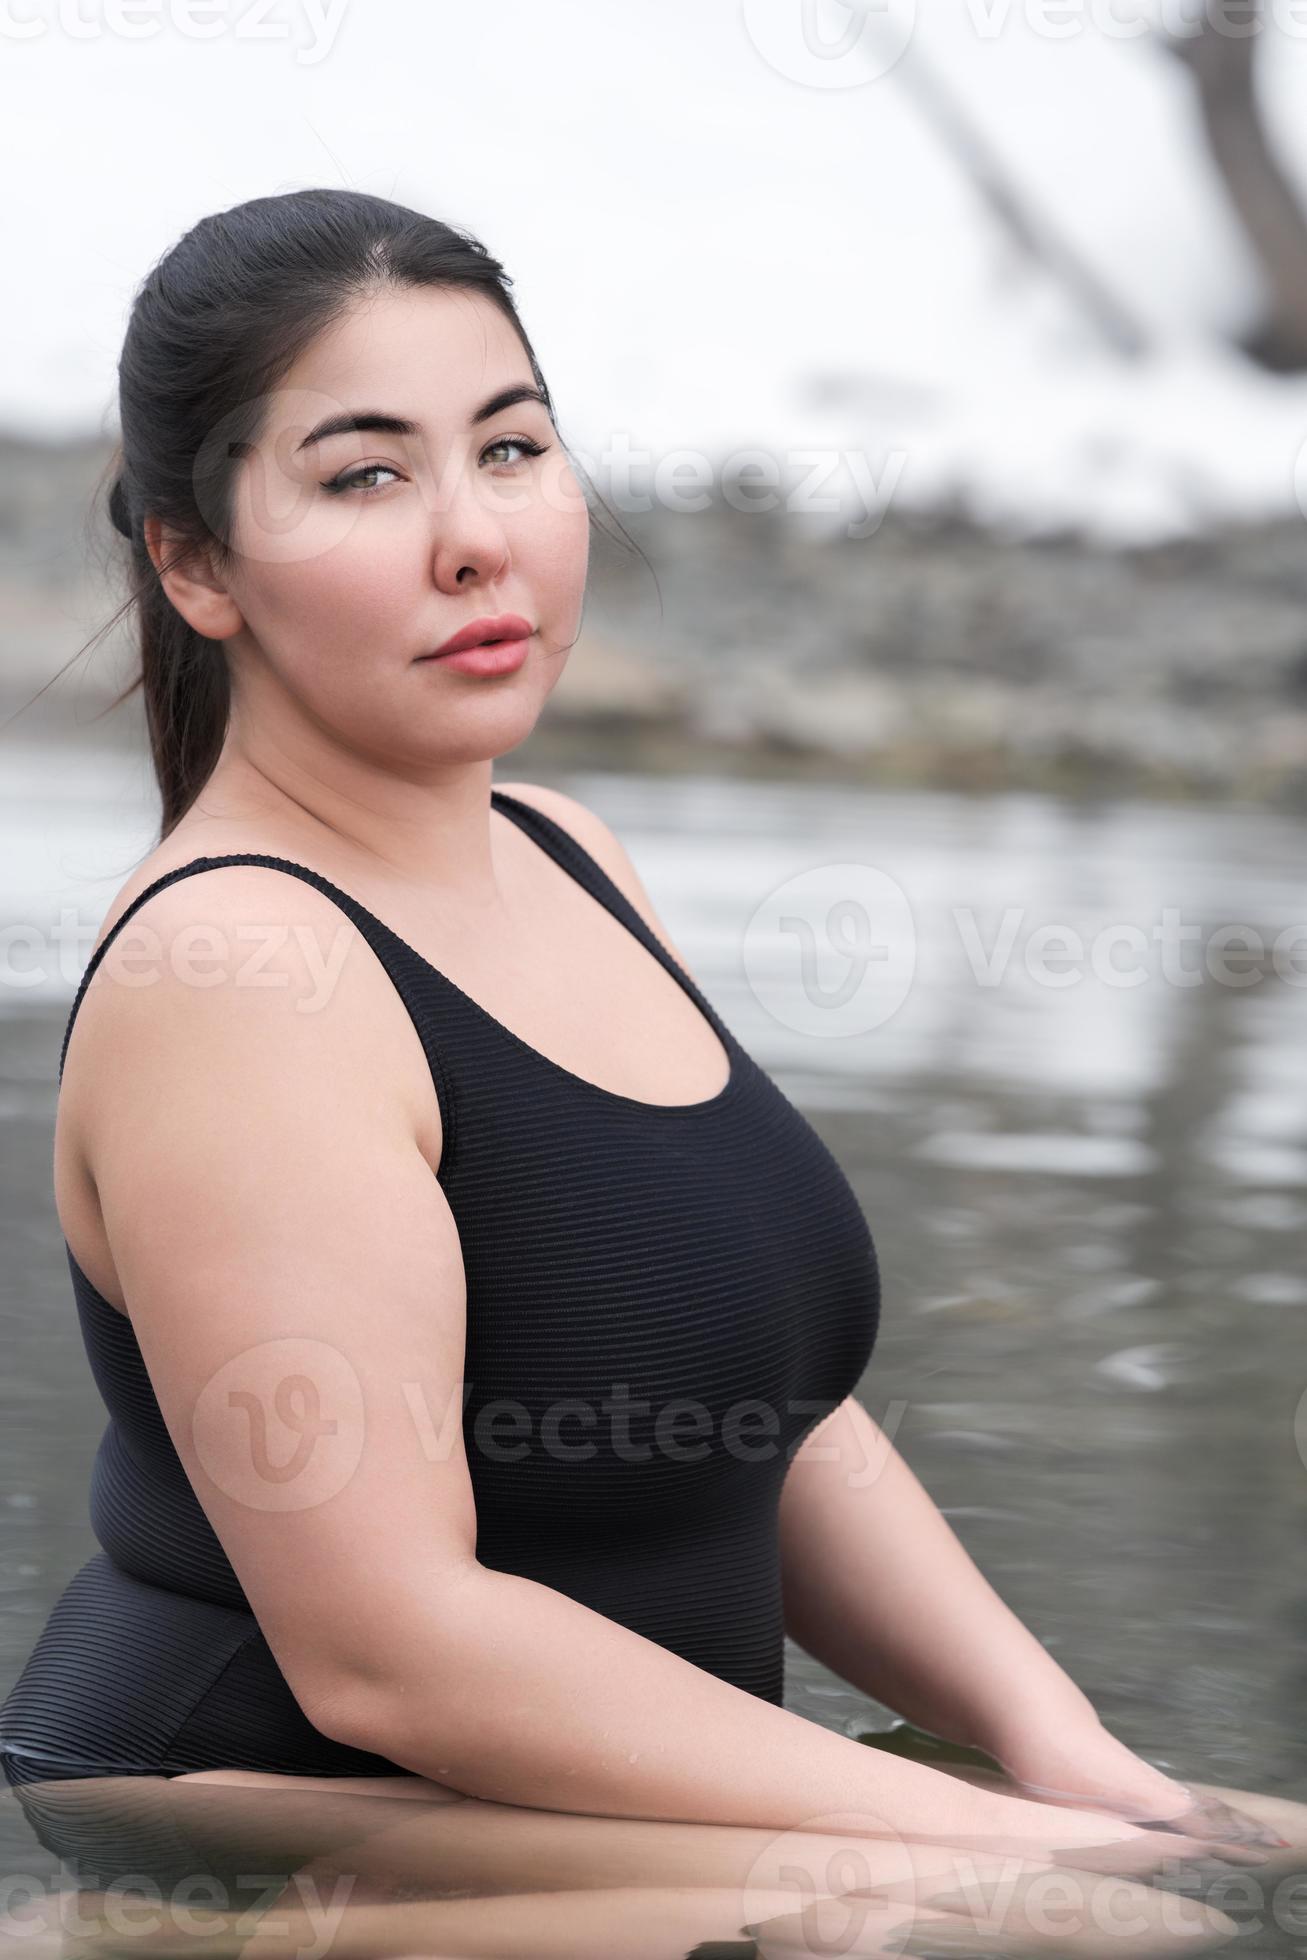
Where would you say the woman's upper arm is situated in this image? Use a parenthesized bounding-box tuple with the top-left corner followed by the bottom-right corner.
(80, 869, 477, 1732)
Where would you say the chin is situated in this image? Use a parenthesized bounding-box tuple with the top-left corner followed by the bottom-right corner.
(414, 699, 553, 765)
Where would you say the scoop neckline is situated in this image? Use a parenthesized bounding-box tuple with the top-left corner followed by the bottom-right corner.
(163, 823, 748, 1120)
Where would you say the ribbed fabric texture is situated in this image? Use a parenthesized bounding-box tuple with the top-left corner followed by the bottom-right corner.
(0, 789, 881, 1782)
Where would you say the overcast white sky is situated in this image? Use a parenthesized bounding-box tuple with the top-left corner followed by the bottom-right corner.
(6, 0, 1307, 540)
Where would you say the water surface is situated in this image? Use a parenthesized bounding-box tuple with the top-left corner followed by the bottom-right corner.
(2, 750, 1304, 1951)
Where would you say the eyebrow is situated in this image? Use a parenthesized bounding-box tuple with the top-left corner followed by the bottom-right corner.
(294, 384, 551, 452)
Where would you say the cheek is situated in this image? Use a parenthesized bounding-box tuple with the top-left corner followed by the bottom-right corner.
(519, 478, 591, 613)
(274, 544, 412, 635)
(238, 505, 424, 656)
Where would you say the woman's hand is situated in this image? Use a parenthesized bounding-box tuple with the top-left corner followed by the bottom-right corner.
(987, 1710, 1289, 1849)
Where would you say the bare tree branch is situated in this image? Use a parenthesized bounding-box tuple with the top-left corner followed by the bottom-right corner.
(1161, 6, 1307, 371)
(874, 26, 1153, 359)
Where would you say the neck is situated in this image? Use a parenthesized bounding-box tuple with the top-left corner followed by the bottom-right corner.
(190, 738, 514, 913)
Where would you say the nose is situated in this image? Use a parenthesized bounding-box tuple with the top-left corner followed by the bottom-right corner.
(428, 467, 513, 593)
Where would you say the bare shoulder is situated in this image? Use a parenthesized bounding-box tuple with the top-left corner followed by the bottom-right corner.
(64, 859, 441, 1179)
(84, 858, 395, 1042)
(494, 780, 688, 962)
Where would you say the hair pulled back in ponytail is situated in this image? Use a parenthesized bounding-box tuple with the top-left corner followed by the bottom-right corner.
(94, 187, 560, 839)
(107, 473, 133, 540)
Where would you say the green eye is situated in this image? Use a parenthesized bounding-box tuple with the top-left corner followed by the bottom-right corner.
(483, 436, 548, 468)
(323, 464, 402, 496)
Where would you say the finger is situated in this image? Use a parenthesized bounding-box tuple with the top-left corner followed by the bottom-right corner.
(1001, 1775, 1284, 1855)
(1134, 1793, 1290, 1850)
(1036, 1830, 1267, 1877)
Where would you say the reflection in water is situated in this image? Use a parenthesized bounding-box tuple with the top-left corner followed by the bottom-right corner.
(1, 1763, 1297, 1958)
(1, 762, 1305, 1953)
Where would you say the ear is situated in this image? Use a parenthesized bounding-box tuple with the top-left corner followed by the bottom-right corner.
(143, 514, 244, 642)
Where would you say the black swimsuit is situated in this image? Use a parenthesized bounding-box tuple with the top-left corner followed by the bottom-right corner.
(0, 788, 880, 1787)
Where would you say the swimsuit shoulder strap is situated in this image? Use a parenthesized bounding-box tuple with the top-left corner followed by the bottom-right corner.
(488, 787, 729, 1039)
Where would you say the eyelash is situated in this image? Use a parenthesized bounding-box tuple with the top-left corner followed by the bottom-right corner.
(323, 434, 549, 497)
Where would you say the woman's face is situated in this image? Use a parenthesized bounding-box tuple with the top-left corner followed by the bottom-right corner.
(220, 284, 589, 767)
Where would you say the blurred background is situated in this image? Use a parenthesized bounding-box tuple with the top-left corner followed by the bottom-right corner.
(2, 0, 1306, 1936)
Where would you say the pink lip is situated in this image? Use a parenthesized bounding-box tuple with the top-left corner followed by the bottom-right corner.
(426, 612, 533, 659)
(421, 635, 530, 677)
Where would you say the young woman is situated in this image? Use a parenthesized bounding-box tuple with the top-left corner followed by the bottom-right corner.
(0, 190, 1284, 1885)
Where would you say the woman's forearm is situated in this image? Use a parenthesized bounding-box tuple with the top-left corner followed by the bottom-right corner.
(777, 1397, 1095, 1758)
(309, 1558, 1084, 1846)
